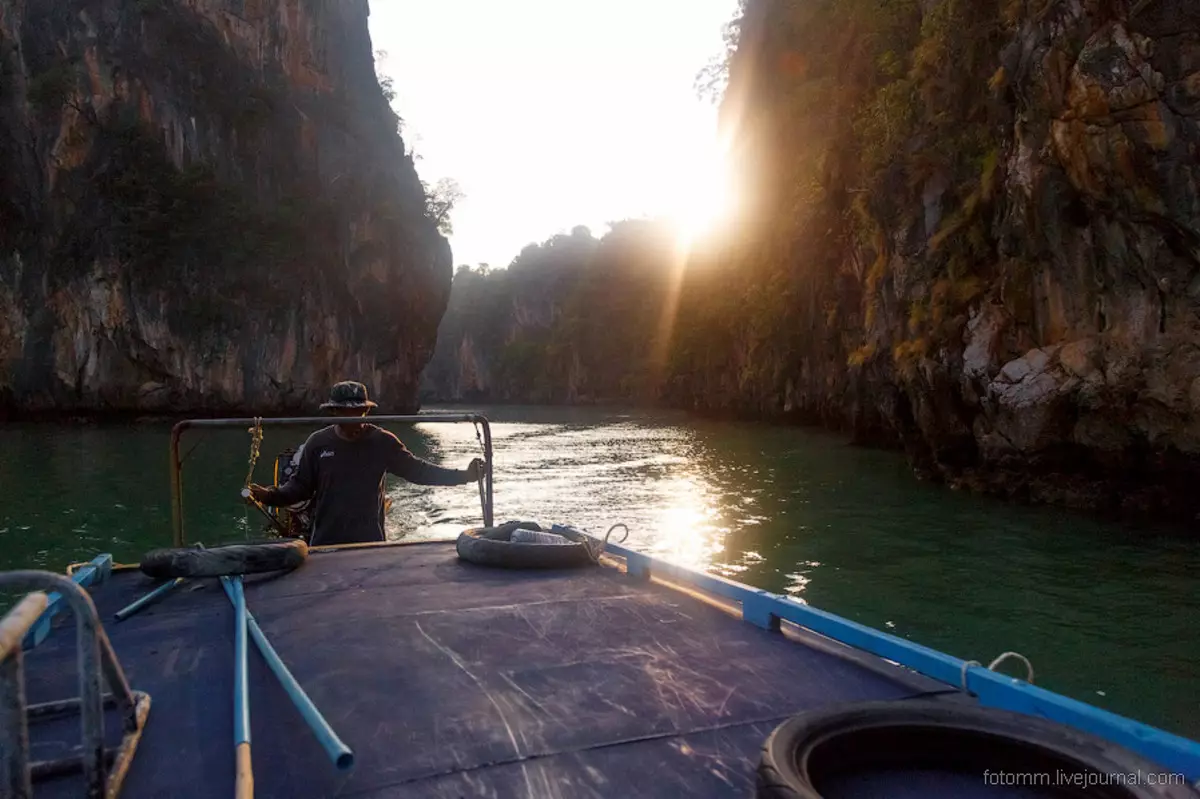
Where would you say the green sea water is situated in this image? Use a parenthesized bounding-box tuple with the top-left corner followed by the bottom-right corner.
(1, 404, 1196, 739)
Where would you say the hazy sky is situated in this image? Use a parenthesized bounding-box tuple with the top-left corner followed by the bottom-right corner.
(368, 0, 740, 268)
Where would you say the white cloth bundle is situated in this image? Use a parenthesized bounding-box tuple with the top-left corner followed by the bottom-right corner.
(510, 529, 572, 546)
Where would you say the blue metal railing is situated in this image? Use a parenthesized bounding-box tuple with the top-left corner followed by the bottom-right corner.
(23, 555, 112, 649)
(602, 539, 1200, 782)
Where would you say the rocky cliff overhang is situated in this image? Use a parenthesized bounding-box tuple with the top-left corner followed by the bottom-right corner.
(713, 0, 1200, 520)
(0, 0, 451, 416)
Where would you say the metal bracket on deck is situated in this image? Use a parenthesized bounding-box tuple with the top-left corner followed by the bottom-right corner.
(0, 570, 151, 799)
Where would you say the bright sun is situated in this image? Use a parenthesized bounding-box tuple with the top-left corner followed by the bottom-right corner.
(667, 148, 737, 247)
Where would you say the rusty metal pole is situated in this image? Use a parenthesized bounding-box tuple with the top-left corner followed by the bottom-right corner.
(478, 417, 494, 526)
(0, 643, 32, 799)
(0, 573, 136, 799)
(97, 628, 138, 732)
(170, 422, 188, 548)
(0, 592, 49, 799)
(76, 606, 104, 797)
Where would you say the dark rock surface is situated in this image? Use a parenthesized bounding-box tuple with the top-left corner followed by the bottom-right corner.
(0, 0, 450, 415)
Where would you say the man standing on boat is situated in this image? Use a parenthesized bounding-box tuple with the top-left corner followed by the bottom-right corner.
(247, 381, 485, 546)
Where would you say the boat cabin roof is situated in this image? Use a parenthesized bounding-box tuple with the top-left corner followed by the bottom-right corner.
(28, 541, 965, 798)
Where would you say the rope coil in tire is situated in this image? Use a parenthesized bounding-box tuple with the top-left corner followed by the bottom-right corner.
(455, 521, 628, 569)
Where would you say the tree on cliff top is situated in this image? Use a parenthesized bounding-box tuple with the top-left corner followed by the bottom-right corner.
(694, 1, 747, 105)
(374, 50, 397, 104)
(423, 177, 463, 236)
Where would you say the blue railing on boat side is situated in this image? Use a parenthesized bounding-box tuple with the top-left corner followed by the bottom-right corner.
(22, 554, 112, 649)
(600, 540, 1200, 783)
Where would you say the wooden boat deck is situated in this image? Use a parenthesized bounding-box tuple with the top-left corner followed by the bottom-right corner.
(25, 541, 974, 798)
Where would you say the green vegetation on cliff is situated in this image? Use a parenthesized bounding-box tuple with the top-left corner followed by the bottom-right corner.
(711, 0, 1015, 379)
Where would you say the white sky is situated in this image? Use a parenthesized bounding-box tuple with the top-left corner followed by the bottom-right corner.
(368, 0, 740, 268)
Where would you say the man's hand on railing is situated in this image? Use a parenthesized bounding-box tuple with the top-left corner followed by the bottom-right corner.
(465, 458, 487, 483)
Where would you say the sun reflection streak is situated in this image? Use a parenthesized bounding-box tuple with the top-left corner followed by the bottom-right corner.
(390, 413, 738, 574)
(648, 475, 727, 570)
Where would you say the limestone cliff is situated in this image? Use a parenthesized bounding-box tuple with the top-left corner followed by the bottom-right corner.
(688, 0, 1200, 519)
(0, 0, 450, 415)
(428, 0, 1200, 521)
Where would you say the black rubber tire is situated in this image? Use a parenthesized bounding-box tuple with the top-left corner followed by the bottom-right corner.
(758, 700, 1198, 799)
(140, 540, 309, 579)
(455, 521, 595, 569)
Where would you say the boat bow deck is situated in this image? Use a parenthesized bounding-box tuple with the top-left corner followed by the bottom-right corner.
(28, 542, 959, 798)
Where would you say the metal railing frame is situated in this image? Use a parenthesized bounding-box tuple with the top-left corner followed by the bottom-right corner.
(0, 571, 150, 798)
(170, 415, 495, 548)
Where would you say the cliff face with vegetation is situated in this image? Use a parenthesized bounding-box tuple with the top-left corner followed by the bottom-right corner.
(0, 0, 449, 415)
(703, 0, 1200, 517)
(429, 0, 1200, 520)
(423, 222, 682, 404)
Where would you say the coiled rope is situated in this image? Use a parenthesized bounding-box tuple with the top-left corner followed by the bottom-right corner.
(244, 417, 263, 489)
(585, 523, 630, 564)
(239, 417, 287, 538)
(960, 651, 1036, 692)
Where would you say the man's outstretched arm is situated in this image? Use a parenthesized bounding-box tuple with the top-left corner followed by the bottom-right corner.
(250, 444, 316, 506)
(384, 435, 483, 486)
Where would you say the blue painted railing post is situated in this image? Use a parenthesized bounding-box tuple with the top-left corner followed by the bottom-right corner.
(624, 551, 652, 581)
(741, 590, 781, 632)
(23, 554, 112, 649)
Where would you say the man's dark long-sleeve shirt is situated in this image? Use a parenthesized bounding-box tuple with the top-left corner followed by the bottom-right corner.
(261, 424, 470, 546)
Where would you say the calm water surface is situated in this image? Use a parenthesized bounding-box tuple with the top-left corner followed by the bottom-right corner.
(1, 405, 1197, 738)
